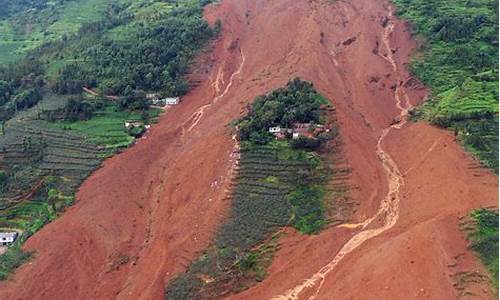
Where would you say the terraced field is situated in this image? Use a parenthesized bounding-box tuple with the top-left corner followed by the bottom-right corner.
(0, 96, 105, 197)
(0, 89, 159, 278)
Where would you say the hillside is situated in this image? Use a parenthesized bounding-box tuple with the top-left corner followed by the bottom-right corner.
(0, 0, 217, 280)
(394, 0, 499, 172)
(0, 0, 497, 299)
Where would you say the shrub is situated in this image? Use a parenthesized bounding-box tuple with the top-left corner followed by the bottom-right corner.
(468, 209, 499, 289)
(290, 136, 321, 150)
(0, 245, 32, 281)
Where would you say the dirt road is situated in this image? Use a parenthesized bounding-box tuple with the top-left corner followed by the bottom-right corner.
(0, 0, 497, 299)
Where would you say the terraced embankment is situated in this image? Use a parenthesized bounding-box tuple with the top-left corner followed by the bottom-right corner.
(0, 0, 497, 299)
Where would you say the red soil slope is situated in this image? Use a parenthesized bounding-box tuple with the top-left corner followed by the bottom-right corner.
(0, 0, 497, 299)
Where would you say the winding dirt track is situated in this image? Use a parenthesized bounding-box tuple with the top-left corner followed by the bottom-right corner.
(0, 0, 497, 299)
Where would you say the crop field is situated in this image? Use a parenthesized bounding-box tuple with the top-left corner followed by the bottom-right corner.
(165, 141, 332, 299)
(50, 104, 161, 152)
(1, 119, 104, 194)
(1, 94, 160, 200)
(49, 106, 139, 152)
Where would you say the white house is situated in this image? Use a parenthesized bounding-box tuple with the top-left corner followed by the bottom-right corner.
(0, 232, 18, 246)
(124, 120, 144, 129)
(164, 97, 180, 105)
(268, 126, 282, 133)
(151, 97, 180, 106)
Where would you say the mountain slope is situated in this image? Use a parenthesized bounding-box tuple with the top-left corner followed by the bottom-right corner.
(0, 0, 497, 299)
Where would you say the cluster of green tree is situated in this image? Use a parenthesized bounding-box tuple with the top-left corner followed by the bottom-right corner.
(43, 95, 95, 122)
(0, 59, 45, 121)
(237, 78, 329, 145)
(52, 2, 217, 98)
(0, 0, 217, 120)
(394, 0, 499, 172)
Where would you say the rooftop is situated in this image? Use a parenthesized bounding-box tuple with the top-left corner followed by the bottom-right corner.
(0, 232, 17, 239)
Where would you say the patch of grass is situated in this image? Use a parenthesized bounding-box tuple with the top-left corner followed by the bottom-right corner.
(0, 245, 32, 281)
(0, 201, 56, 230)
(46, 0, 113, 37)
(468, 209, 499, 290)
(48, 104, 160, 151)
(289, 185, 326, 234)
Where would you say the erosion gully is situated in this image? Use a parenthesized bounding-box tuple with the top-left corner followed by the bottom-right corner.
(270, 6, 413, 300)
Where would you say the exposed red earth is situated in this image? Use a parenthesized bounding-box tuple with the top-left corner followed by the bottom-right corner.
(0, 0, 497, 299)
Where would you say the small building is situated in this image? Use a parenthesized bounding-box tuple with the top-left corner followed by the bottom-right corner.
(150, 97, 180, 107)
(124, 120, 144, 130)
(274, 132, 287, 140)
(268, 126, 282, 134)
(294, 123, 312, 130)
(269, 126, 292, 139)
(292, 123, 315, 139)
(0, 232, 18, 246)
(164, 97, 180, 105)
(146, 93, 159, 100)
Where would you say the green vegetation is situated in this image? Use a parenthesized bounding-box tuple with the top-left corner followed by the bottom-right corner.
(0, 0, 116, 64)
(289, 185, 326, 234)
(48, 104, 160, 152)
(0, 0, 218, 120)
(394, 0, 499, 172)
(0, 245, 32, 281)
(165, 79, 339, 299)
(51, 2, 216, 96)
(467, 209, 499, 290)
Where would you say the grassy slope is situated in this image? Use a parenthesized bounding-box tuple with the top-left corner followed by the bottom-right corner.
(48, 104, 161, 153)
(468, 209, 499, 290)
(394, 0, 499, 172)
(0, 0, 114, 64)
